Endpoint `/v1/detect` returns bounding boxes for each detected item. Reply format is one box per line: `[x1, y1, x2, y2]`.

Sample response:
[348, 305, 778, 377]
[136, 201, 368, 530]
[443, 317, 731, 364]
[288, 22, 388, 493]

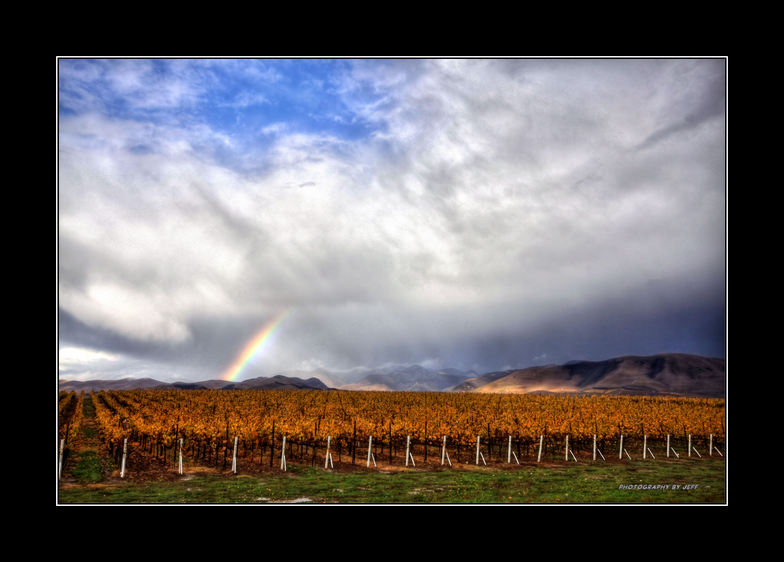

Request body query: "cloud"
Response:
[58, 345, 165, 381]
[633, 59, 725, 151]
[58, 58, 726, 380]
[218, 91, 269, 108]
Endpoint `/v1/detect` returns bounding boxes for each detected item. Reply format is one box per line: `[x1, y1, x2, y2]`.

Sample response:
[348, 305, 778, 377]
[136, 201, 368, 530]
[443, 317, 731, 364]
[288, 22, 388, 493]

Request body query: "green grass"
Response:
[58, 458, 725, 504]
[71, 451, 105, 484]
[80, 426, 98, 439]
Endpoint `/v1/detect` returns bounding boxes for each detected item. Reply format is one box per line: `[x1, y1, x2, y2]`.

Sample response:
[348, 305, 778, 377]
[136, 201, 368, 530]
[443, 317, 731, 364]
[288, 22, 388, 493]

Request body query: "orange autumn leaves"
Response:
[85, 389, 725, 447]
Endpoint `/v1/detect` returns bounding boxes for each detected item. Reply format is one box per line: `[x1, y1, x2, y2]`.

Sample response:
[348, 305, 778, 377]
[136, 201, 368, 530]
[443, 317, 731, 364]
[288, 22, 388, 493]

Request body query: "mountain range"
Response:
[449, 354, 725, 397]
[59, 353, 725, 397]
[58, 374, 329, 392]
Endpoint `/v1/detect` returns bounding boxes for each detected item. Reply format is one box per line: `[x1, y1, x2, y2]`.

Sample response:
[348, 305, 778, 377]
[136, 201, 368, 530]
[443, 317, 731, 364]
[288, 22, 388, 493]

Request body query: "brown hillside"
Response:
[474, 354, 724, 397]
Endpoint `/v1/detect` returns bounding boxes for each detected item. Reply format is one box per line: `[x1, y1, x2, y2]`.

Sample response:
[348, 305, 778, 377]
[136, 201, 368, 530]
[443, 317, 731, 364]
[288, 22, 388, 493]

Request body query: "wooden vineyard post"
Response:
[619, 435, 624, 460]
[404, 435, 416, 467]
[508, 435, 520, 464]
[566, 436, 577, 462]
[688, 434, 692, 457]
[474, 436, 486, 466]
[281, 436, 287, 471]
[594, 439, 606, 461]
[592, 435, 597, 461]
[709, 434, 713, 456]
[179, 438, 184, 475]
[440, 435, 452, 467]
[325, 436, 333, 469]
[441, 435, 446, 465]
[120, 438, 128, 479]
[58, 439, 65, 479]
[537, 435, 543, 463]
[367, 436, 376, 468]
[666, 434, 680, 458]
[643, 435, 647, 460]
[232, 436, 239, 474]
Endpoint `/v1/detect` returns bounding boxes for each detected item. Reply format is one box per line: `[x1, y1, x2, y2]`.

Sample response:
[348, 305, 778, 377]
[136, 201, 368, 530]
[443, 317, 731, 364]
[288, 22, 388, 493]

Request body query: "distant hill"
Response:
[58, 378, 166, 392]
[338, 365, 476, 392]
[448, 370, 516, 392]
[222, 375, 330, 391]
[458, 354, 725, 397]
[59, 374, 331, 392]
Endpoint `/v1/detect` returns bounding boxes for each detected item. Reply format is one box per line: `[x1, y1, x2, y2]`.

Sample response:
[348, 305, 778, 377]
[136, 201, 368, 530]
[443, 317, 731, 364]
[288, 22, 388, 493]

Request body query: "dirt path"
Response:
[59, 394, 115, 487]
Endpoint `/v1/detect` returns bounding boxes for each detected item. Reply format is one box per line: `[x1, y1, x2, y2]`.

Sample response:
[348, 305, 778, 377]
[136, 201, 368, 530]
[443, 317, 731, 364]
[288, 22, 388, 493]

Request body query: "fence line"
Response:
[97, 431, 724, 478]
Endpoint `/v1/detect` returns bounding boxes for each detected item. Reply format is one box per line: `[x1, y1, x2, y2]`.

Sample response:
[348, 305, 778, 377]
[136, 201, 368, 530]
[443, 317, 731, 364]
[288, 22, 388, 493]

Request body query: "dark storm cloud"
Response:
[58, 59, 726, 381]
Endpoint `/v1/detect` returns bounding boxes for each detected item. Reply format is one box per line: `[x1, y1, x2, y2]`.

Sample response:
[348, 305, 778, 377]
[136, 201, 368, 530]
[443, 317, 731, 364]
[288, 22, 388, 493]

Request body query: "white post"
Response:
[643, 435, 647, 460]
[325, 436, 331, 469]
[508, 435, 512, 464]
[58, 439, 65, 479]
[405, 435, 411, 467]
[367, 436, 373, 468]
[537, 435, 543, 463]
[120, 438, 128, 478]
[476, 436, 481, 465]
[441, 435, 447, 466]
[619, 435, 624, 460]
[178, 438, 184, 475]
[565, 435, 570, 461]
[688, 434, 692, 457]
[592, 434, 597, 461]
[281, 435, 287, 471]
[232, 436, 239, 474]
[709, 434, 713, 456]
[667, 434, 671, 458]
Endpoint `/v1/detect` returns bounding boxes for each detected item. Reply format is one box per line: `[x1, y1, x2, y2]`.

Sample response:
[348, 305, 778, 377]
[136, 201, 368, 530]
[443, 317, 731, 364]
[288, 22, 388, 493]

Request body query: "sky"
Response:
[57, 58, 726, 382]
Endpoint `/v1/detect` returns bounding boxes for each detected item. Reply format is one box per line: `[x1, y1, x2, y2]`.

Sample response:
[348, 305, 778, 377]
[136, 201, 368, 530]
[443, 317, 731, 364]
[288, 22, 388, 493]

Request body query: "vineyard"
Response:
[57, 390, 725, 481]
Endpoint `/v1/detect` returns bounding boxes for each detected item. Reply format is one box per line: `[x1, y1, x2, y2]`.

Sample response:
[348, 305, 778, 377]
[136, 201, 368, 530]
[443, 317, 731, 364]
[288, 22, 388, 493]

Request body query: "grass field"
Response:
[57, 457, 725, 504]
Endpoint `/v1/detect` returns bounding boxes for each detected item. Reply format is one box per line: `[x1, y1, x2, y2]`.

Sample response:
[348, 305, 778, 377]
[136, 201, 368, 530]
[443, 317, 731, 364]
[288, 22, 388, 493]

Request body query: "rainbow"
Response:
[221, 310, 289, 382]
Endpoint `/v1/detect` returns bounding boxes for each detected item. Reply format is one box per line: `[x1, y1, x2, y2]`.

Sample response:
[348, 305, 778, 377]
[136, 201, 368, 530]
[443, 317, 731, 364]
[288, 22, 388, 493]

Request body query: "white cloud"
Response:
[58, 59, 725, 376]
[219, 91, 268, 108]
[59, 346, 121, 366]
[58, 345, 157, 381]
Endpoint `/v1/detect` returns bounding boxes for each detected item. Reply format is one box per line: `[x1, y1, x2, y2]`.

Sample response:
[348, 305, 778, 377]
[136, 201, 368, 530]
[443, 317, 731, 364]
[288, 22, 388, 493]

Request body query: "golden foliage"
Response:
[89, 390, 725, 447]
